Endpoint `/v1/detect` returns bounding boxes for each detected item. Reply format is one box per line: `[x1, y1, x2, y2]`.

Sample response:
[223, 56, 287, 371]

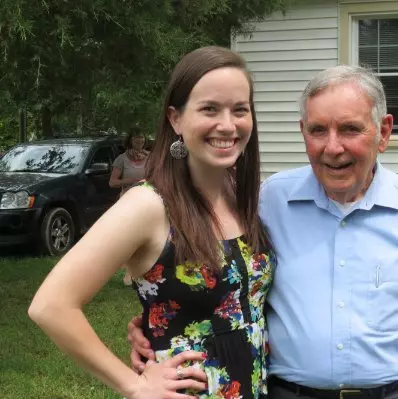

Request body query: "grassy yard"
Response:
[0, 255, 142, 399]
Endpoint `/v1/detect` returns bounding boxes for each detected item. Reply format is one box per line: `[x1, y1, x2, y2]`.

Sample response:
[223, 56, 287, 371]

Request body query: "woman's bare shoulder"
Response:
[116, 184, 166, 223]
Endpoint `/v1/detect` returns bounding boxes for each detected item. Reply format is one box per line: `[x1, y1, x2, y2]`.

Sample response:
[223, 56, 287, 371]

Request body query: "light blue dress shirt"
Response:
[260, 163, 398, 388]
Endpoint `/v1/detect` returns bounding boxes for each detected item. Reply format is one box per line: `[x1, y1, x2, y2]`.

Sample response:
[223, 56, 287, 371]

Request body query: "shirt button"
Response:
[338, 301, 345, 308]
[341, 220, 347, 227]
[337, 343, 344, 350]
[339, 260, 345, 267]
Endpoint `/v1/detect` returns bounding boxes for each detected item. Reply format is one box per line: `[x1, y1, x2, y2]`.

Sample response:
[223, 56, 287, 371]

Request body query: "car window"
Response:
[0, 144, 89, 174]
[90, 147, 113, 167]
[116, 145, 124, 157]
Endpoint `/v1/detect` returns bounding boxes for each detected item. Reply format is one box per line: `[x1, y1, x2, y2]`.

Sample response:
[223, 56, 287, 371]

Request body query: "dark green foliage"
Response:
[0, 0, 285, 141]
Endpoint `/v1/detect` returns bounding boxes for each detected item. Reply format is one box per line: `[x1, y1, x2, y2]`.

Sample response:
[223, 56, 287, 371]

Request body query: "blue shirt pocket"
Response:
[367, 260, 398, 332]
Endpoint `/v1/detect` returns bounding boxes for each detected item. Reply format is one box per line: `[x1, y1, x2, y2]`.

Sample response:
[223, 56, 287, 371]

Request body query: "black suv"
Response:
[0, 136, 123, 255]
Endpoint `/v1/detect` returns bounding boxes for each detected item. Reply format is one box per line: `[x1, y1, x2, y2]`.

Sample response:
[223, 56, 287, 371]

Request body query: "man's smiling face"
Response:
[300, 81, 392, 203]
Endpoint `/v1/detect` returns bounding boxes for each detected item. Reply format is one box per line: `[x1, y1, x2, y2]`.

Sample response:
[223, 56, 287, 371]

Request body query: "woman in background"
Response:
[109, 129, 150, 195]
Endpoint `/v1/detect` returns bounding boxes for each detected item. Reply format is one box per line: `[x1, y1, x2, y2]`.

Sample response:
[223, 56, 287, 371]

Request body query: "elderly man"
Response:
[128, 65, 398, 398]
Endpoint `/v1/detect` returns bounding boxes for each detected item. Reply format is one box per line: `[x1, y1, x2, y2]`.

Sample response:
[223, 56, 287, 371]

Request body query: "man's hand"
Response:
[128, 316, 156, 372]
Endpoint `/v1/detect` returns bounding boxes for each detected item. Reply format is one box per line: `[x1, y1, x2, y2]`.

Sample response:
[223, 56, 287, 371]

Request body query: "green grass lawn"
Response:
[0, 255, 142, 399]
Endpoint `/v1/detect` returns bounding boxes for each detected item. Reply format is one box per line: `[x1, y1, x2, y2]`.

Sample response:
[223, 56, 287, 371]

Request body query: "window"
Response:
[90, 147, 113, 167]
[115, 145, 125, 157]
[353, 17, 398, 134]
[0, 144, 89, 174]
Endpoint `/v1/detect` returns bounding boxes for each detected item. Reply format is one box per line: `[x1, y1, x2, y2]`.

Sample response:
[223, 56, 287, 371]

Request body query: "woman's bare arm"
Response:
[28, 187, 206, 398]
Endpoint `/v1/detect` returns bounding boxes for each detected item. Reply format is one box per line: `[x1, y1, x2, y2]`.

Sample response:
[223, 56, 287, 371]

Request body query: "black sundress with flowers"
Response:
[133, 182, 275, 398]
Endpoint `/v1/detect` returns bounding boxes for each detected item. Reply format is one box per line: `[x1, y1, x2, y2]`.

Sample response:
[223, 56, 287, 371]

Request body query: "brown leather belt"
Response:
[269, 376, 398, 399]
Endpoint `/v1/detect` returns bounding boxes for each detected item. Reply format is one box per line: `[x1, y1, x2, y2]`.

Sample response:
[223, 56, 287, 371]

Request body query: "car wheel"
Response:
[41, 207, 75, 256]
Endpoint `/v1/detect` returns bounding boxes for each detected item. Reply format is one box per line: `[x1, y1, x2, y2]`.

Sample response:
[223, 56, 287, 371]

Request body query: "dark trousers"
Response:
[268, 379, 398, 399]
[269, 383, 315, 399]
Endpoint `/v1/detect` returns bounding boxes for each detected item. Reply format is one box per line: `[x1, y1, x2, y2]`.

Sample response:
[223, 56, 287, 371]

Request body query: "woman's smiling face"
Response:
[168, 67, 253, 171]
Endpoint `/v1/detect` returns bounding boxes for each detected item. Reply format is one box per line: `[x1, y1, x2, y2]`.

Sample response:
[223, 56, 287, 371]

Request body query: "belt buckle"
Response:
[339, 389, 362, 399]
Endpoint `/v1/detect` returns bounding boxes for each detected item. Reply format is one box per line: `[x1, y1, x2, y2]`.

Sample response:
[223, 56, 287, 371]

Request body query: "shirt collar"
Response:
[287, 165, 329, 209]
[360, 162, 398, 210]
[288, 162, 398, 211]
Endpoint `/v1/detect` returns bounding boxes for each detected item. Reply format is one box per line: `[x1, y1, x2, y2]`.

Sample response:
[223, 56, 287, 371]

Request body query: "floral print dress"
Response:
[133, 188, 275, 398]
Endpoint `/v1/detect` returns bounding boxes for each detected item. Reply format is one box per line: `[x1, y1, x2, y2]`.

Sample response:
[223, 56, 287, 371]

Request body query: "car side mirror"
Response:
[85, 162, 110, 175]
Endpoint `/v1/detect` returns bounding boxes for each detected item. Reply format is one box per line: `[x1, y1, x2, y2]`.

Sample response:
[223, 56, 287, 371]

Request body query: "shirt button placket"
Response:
[333, 218, 351, 383]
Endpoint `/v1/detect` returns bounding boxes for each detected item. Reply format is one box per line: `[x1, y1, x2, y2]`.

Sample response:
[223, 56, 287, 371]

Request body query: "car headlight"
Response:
[0, 191, 35, 209]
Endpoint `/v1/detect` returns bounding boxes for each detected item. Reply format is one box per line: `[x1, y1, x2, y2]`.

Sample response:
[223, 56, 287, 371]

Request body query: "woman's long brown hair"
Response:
[146, 46, 272, 271]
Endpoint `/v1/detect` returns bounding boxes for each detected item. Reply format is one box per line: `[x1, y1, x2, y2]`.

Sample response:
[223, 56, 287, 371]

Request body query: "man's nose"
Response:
[324, 131, 344, 155]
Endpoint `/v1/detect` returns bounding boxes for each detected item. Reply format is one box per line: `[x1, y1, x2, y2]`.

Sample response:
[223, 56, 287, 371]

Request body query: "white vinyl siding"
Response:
[233, 1, 339, 179]
[379, 147, 398, 173]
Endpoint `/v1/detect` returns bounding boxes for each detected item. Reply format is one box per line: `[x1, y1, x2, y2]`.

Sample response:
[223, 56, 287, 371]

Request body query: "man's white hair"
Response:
[299, 65, 387, 138]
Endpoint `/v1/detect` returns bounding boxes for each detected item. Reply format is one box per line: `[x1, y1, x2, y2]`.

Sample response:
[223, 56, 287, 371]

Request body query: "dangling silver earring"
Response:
[170, 136, 188, 159]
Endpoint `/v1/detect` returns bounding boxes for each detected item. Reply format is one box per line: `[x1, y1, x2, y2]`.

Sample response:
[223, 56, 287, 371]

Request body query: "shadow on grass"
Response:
[0, 244, 38, 259]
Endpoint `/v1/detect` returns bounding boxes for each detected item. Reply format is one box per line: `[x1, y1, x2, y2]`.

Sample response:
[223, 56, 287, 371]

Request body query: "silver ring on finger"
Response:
[176, 367, 185, 380]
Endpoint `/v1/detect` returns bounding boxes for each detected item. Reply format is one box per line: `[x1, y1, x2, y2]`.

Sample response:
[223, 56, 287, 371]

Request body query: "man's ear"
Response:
[300, 119, 305, 134]
[378, 114, 393, 153]
[167, 106, 181, 136]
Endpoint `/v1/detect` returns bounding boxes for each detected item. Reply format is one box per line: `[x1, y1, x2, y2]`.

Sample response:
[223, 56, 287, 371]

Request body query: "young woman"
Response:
[29, 46, 274, 399]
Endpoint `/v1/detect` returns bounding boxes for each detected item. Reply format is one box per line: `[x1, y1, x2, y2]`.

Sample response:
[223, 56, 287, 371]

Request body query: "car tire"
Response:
[41, 207, 75, 256]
